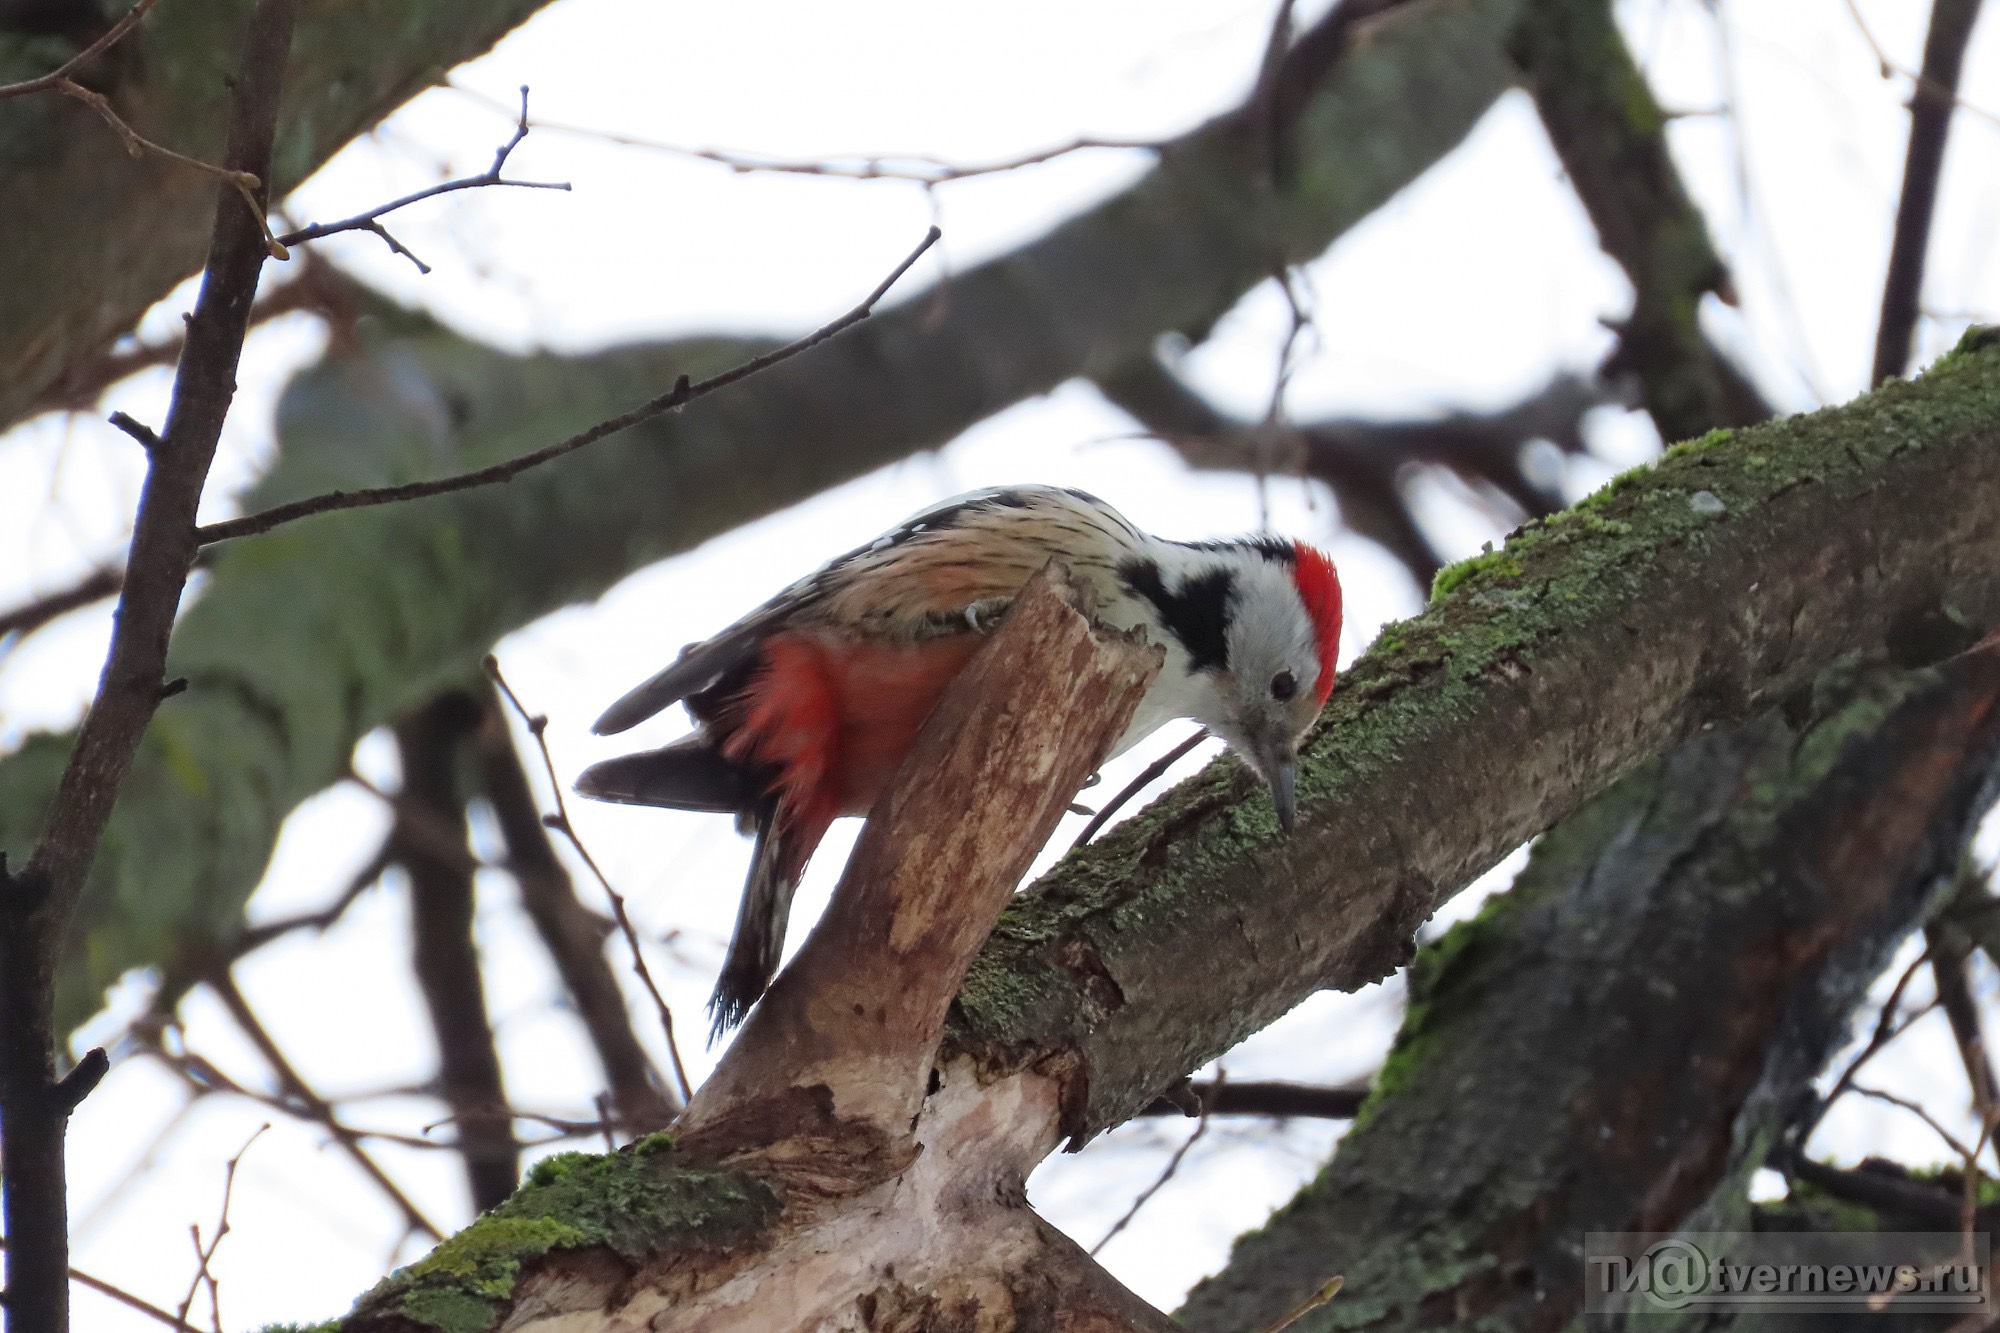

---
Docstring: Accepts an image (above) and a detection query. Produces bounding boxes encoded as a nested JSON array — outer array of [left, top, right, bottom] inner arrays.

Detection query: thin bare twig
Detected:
[[1072, 728, 1209, 848], [475, 695, 678, 1128], [1852, 1083, 1980, 1163], [0, 1239, 182, 1329], [52, 79, 276, 253], [275, 86, 570, 274], [0, 0, 161, 101], [1843, 0, 2000, 130], [195, 225, 940, 546], [0, 567, 124, 641], [1098, 357, 1609, 583], [1256, 264, 1316, 528], [173, 1124, 265, 1333], [484, 656, 694, 1105], [204, 969, 444, 1239], [1091, 1070, 1223, 1256], [138, 1027, 595, 1154], [448, 79, 1158, 186], [1261, 1276, 1345, 1333], [232, 843, 391, 951], [1811, 949, 1934, 1138], [343, 770, 492, 877]]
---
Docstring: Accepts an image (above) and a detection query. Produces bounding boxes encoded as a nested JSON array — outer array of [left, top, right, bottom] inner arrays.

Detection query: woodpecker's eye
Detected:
[[1270, 669, 1297, 701]]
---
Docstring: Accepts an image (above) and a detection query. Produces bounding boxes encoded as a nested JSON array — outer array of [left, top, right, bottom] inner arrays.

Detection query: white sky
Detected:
[[3, 0, 1999, 1327]]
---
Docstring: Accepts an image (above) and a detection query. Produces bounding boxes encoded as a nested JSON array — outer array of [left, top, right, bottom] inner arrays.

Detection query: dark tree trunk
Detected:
[[1176, 642, 2000, 1331], [394, 692, 518, 1213]]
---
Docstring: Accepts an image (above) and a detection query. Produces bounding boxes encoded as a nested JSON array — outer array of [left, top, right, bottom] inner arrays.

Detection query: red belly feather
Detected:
[[720, 629, 982, 877]]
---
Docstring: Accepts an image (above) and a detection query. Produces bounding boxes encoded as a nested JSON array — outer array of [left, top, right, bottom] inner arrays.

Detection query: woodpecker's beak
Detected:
[[1254, 741, 1298, 834]]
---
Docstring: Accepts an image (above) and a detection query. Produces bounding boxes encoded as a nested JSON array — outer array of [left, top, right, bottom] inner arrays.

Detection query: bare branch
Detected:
[[205, 969, 444, 1240], [1260, 1277, 1345, 1333], [1928, 902, 2000, 1126], [1093, 1070, 1220, 1255], [53, 79, 276, 253], [0, 0, 160, 101], [231, 843, 390, 952], [275, 86, 570, 274], [1871, 0, 1986, 383], [0, 568, 123, 642], [1843, 0, 2000, 129], [1073, 728, 1208, 849], [1138, 1078, 1368, 1120], [393, 693, 518, 1211], [0, 1239, 183, 1329], [1099, 354, 1615, 580], [193, 224, 940, 546], [473, 693, 679, 1129], [1852, 1083, 1981, 1163], [0, 2, 299, 1324], [1512, 0, 1770, 440], [1812, 947, 1935, 1138], [1792, 1156, 1988, 1232], [172, 1124, 264, 1333], [446, 79, 1158, 186], [485, 656, 693, 1106]]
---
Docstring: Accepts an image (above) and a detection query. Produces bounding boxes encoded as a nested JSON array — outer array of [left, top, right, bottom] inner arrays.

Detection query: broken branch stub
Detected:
[[682, 561, 1163, 1150]]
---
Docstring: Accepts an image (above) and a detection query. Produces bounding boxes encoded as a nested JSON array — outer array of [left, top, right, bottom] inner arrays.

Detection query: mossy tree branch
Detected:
[[291, 334, 2000, 1333], [1175, 640, 2000, 1330], [941, 331, 2000, 1144]]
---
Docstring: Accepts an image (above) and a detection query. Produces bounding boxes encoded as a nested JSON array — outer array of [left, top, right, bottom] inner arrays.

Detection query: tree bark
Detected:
[[1175, 641, 2000, 1332], [0, 0, 555, 430]]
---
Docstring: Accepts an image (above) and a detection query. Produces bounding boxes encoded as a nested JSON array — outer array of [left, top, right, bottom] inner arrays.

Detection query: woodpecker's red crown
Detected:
[[1290, 539, 1343, 704]]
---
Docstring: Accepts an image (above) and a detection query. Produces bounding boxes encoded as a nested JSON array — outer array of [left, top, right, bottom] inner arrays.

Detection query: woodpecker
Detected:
[[577, 485, 1342, 1034]]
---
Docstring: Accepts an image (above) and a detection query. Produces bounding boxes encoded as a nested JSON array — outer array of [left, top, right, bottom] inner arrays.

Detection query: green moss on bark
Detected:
[[346, 1144, 780, 1333], [1349, 885, 1526, 1132]]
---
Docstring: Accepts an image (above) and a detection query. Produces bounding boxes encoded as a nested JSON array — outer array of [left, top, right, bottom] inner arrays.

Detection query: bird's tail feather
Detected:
[[573, 739, 765, 814], [707, 807, 797, 1041]]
